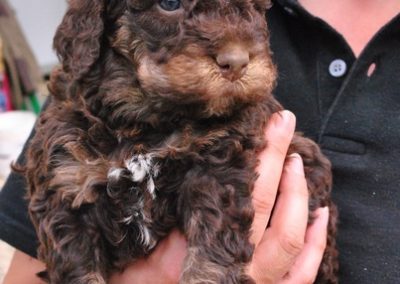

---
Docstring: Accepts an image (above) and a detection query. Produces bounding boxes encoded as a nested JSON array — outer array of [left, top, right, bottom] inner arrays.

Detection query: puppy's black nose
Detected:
[[216, 46, 249, 81]]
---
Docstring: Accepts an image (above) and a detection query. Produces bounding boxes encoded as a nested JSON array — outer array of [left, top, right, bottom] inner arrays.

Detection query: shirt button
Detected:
[[329, 59, 347, 77]]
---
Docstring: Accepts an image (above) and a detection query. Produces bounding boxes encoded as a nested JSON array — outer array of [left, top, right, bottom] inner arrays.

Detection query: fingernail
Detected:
[[287, 153, 304, 175], [275, 110, 295, 127], [314, 207, 330, 225]]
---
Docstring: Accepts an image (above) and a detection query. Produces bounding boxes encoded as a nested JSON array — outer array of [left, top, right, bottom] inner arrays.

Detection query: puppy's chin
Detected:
[[137, 48, 277, 117]]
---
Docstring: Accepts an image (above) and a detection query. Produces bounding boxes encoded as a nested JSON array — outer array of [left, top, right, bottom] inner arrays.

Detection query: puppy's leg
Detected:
[[28, 157, 113, 284], [289, 134, 339, 284], [178, 167, 255, 284], [30, 193, 108, 284]]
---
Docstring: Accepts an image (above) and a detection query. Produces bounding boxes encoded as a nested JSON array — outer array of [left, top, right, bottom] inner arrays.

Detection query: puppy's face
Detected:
[[113, 0, 276, 116]]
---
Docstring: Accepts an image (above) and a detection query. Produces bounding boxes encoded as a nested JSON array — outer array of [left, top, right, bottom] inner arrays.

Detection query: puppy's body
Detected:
[[24, 0, 338, 283]]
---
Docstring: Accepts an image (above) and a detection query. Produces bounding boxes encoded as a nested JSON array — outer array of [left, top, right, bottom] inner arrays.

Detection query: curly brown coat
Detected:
[[22, 0, 338, 283]]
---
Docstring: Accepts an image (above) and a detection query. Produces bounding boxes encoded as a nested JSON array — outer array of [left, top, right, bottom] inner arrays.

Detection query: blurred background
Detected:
[[8, 0, 66, 72], [0, 0, 66, 281]]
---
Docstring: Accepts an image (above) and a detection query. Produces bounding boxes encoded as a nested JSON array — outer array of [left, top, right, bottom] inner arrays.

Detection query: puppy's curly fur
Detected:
[[23, 0, 338, 283]]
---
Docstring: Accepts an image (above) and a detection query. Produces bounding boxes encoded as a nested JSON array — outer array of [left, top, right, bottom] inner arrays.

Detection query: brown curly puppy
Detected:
[[23, 0, 338, 283]]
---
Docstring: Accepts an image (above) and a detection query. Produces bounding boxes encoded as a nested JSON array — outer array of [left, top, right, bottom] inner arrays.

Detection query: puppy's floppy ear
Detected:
[[54, 0, 107, 79]]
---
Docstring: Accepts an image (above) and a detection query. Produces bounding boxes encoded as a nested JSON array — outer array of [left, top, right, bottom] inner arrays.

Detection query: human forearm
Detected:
[[3, 250, 45, 284]]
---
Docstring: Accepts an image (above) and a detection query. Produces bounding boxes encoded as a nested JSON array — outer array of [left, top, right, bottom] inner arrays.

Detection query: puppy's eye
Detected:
[[159, 0, 181, 11]]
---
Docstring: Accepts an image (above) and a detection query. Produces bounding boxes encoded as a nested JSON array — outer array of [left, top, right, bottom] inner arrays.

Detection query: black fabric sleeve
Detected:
[[0, 127, 39, 258]]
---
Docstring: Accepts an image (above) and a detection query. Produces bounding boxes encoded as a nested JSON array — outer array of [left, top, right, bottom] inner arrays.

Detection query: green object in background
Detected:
[[20, 92, 41, 114], [29, 91, 41, 114]]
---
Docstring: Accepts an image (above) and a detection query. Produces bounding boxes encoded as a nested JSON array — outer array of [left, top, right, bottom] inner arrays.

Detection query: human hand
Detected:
[[3, 112, 328, 284], [110, 111, 329, 284], [109, 229, 186, 284], [248, 110, 329, 283]]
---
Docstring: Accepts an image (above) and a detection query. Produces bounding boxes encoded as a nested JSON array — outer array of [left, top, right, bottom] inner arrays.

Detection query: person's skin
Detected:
[[299, 0, 400, 57], [3, 111, 330, 283]]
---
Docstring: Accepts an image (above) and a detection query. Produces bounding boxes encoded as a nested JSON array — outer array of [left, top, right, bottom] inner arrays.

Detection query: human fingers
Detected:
[[109, 229, 187, 284], [148, 229, 187, 283], [251, 110, 296, 246], [279, 207, 329, 284], [249, 154, 309, 283]]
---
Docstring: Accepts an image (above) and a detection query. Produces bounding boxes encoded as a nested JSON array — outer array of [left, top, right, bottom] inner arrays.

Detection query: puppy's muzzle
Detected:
[[216, 44, 249, 82]]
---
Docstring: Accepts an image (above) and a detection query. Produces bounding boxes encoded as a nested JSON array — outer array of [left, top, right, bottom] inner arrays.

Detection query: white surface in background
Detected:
[[8, 0, 67, 72], [0, 111, 36, 180]]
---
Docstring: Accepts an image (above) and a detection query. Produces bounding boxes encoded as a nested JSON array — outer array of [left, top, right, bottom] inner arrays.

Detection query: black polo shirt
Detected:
[[0, 1, 399, 283], [269, 0, 400, 283]]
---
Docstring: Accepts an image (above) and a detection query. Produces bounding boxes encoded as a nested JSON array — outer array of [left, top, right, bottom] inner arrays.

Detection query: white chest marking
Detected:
[[107, 168, 124, 180], [125, 154, 159, 199]]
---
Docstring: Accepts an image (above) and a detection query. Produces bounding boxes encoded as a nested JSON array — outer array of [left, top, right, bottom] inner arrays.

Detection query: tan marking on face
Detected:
[[137, 44, 276, 116]]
